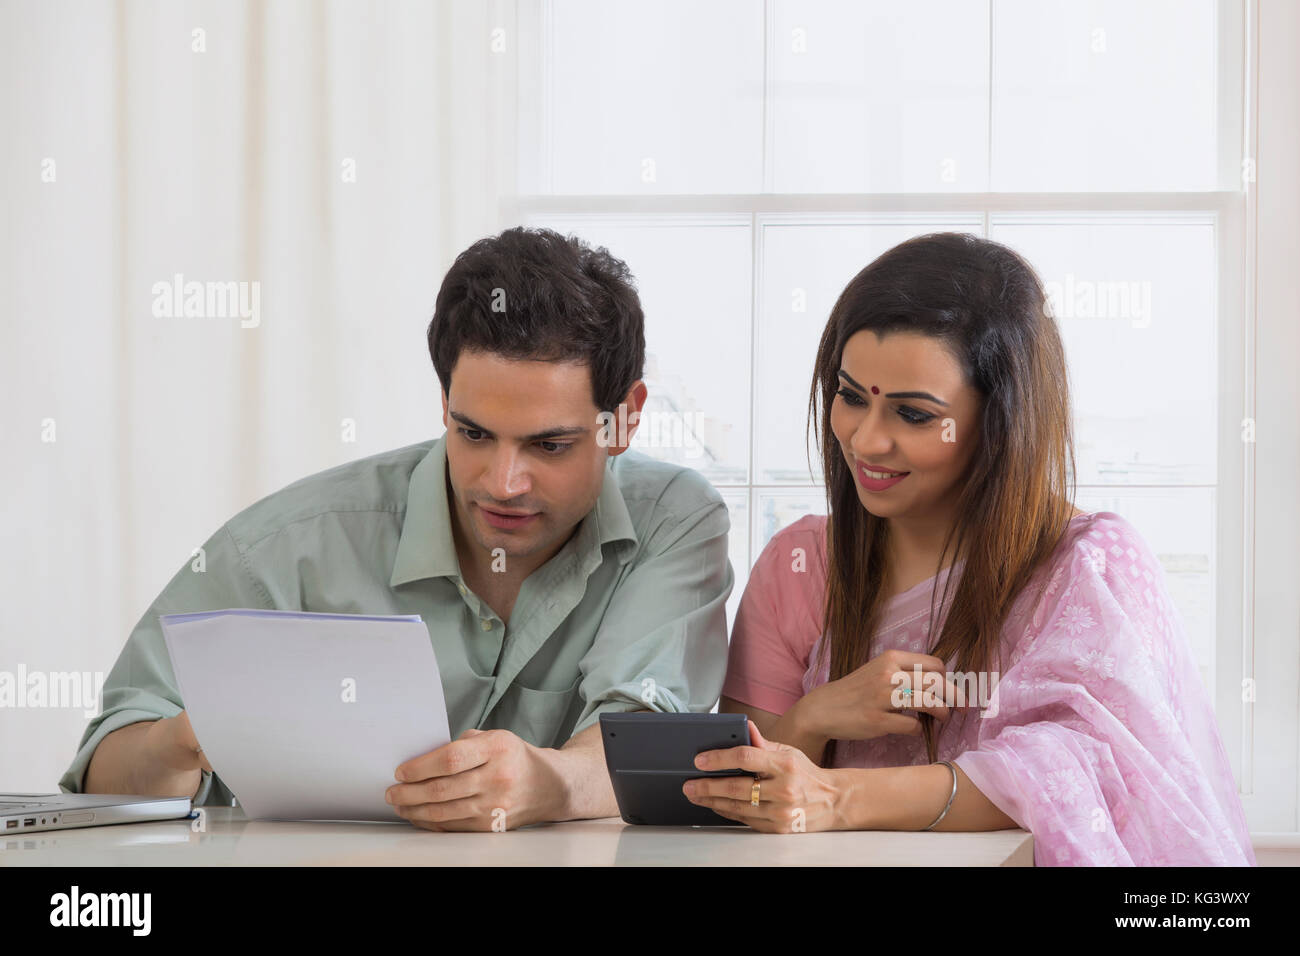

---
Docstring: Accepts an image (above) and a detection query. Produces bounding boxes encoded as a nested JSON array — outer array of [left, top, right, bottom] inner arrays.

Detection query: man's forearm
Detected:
[[83, 721, 203, 799], [538, 721, 622, 821]]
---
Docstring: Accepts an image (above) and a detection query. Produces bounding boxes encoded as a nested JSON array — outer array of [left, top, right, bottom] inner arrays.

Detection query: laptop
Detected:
[[1, 793, 193, 834]]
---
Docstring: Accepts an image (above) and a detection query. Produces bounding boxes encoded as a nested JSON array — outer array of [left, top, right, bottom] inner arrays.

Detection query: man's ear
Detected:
[[605, 380, 648, 457]]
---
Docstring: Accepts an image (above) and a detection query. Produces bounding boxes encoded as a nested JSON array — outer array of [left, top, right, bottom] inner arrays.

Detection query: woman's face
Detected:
[[829, 329, 982, 524]]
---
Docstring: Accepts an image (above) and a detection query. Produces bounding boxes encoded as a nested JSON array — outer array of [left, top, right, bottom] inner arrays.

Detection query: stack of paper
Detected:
[[161, 609, 450, 822]]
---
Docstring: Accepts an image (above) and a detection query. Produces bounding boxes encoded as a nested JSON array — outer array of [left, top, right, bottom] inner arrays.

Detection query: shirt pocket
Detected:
[[488, 677, 583, 749]]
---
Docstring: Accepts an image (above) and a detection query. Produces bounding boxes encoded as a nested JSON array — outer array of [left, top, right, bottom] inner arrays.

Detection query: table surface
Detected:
[[0, 807, 1034, 866]]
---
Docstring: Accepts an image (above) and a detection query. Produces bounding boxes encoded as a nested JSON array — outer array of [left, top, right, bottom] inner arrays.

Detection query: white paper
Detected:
[[161, 609, 450, 822]]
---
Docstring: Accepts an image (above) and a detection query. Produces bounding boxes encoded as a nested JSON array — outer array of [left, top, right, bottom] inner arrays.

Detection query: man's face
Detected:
[[441, 350, 623, 568]]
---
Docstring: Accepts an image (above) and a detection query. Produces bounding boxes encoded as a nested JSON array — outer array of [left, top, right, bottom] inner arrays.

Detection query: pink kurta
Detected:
[[722, 511, 1255, 866]]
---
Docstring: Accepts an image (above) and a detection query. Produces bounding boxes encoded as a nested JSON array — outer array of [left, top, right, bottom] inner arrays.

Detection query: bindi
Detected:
[[870, 385, 880, 394]]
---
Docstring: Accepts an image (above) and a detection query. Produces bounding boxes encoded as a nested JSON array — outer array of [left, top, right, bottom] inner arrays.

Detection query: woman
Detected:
[[686, 233, 1255, 866]]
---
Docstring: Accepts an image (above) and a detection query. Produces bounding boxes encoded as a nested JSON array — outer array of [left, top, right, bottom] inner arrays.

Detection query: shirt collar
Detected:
[[389, 436, 638, 588]]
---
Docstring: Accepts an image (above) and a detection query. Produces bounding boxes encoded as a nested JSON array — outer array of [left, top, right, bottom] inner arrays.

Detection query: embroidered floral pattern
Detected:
[[782, 512, 1255, 866]]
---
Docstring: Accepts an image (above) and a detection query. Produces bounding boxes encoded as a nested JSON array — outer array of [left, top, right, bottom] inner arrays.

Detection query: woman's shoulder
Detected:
[[1061, 510, 1158, 564], [1036, 509, 1167, 609], [747, 513, 829, 599], [765, 512, 828, 547]]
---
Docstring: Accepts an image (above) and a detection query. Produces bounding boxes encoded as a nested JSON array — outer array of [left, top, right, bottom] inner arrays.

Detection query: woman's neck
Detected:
[[883, 512, 962, 597]]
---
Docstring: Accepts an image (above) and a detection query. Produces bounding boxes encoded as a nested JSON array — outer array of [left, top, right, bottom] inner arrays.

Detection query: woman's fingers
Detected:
[[880, 712, 924, 736], [889, 667, 967, 714]]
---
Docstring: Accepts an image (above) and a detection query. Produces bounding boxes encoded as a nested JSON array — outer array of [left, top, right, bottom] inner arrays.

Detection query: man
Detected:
[[60, 227, 733, 830]]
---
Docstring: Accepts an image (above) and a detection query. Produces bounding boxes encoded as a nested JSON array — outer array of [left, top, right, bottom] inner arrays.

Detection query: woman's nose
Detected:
[[849, 411, 892, 459]]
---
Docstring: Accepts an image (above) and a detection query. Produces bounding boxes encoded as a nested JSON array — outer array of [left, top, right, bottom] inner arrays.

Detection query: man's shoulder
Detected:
[[225, 439, 438, 549], [608, 449, 725, 518]]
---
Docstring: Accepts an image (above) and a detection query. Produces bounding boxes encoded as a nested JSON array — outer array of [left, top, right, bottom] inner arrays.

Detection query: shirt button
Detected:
[[480, 620, 493, 631], [457, 583, 467, 595]]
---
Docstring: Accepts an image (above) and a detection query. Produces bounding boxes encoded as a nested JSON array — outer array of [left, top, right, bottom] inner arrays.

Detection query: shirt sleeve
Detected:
[[721, 517, 825, 715], [952, 518, 1256, 866], [568, 490, 733, 737], [57, 522, 270, 806]]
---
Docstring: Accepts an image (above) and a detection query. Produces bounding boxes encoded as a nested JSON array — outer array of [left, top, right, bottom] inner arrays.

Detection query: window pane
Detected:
[[526, 215, 752, 484], [754, 217, 983, 484], [754, 489, 828, 560], [990, 214, 1217, 485], [992, 0, 1220, 191], [771, 0, 990, 193], [543, 0, 764, 194]]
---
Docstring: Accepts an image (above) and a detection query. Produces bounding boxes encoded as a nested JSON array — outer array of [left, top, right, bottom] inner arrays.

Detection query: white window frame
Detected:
[[501, 0, 1299, 834]]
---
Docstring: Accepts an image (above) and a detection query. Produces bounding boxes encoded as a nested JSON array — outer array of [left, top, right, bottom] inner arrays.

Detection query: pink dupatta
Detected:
[[799, 511, 1255, 866]]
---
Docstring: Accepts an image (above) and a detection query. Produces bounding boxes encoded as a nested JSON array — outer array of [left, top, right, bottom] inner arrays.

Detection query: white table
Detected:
[[0, 808, 1033, 866]]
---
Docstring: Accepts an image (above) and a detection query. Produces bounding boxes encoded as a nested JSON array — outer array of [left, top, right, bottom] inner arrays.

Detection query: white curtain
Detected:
[[1, 0, 516, 789]]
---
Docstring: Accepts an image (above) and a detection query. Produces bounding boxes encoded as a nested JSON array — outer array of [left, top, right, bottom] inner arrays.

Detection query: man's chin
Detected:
[[471, 517, 544, 553]]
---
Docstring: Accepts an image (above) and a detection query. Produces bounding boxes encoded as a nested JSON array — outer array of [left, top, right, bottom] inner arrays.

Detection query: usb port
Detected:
[[4, 821, 16, 829], [22, 818, 35, 826]]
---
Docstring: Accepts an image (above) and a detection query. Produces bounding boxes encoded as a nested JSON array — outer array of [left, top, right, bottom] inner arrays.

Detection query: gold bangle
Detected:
[[922, 761, 958, 831]]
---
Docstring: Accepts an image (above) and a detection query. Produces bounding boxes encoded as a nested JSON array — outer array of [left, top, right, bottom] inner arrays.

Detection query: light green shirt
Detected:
[[59, 436, 733, 805]]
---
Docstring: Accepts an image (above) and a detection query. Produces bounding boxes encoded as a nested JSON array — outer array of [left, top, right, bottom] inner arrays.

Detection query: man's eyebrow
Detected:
[[836, 369, 949, 407], [448, 410, 590, 442]]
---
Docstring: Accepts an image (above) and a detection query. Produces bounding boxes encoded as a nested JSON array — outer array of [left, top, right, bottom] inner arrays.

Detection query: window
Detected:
[[513, 0, 1250, 768]]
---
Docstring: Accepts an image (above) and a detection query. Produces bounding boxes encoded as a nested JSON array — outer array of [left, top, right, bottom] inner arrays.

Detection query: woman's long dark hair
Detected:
[[808, 233, 1077, 765]]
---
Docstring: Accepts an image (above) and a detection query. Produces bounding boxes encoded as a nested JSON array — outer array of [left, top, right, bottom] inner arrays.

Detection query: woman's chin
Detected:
[[855, 490, 901, 518]]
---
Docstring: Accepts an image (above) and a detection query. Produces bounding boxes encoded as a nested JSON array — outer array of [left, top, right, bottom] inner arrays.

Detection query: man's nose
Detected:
[[483, 446, 531, 501]]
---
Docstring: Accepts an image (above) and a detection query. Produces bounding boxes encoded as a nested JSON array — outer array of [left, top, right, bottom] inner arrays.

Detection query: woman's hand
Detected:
[[683, 720, 844, 832], [793, 649, 965, 744]]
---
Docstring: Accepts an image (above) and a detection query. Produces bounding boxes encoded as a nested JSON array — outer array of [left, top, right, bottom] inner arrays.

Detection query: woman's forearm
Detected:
[[832, 762, 1019, 831], [766, 697, 831, 764]]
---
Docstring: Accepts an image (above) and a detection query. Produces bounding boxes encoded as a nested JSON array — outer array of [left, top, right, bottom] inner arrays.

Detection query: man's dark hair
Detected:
[[427, 227, 646, 413]]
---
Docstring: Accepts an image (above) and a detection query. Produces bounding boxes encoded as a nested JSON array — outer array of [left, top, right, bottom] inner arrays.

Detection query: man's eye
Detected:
[[459, 428, 485, 442], [835, 386, 865, 407], [537, 441, 571, 455]]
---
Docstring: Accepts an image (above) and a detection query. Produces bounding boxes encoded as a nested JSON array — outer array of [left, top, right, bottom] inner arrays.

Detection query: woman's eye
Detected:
[[899, 407, 935, 425], [835, 386, 865, 407]]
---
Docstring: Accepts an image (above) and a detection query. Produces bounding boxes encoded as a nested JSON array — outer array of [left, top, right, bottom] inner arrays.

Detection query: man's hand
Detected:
[[385, 728, 569, 831]]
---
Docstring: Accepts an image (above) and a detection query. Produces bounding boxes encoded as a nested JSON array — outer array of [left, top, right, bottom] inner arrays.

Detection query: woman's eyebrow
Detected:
[[837, 369, 949, 407], [885, 390, 949, 407], [836, 368, 866, 392]]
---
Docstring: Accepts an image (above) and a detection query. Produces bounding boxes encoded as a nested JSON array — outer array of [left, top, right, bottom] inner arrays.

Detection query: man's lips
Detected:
[[476, 503, 540, 529]]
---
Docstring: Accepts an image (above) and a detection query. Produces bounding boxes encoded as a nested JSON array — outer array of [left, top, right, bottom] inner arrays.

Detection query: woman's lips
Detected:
[[855, 461, 910, 492]]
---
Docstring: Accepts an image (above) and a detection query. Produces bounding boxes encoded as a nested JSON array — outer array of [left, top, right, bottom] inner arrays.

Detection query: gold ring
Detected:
[[750, 780, 761, 807]]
